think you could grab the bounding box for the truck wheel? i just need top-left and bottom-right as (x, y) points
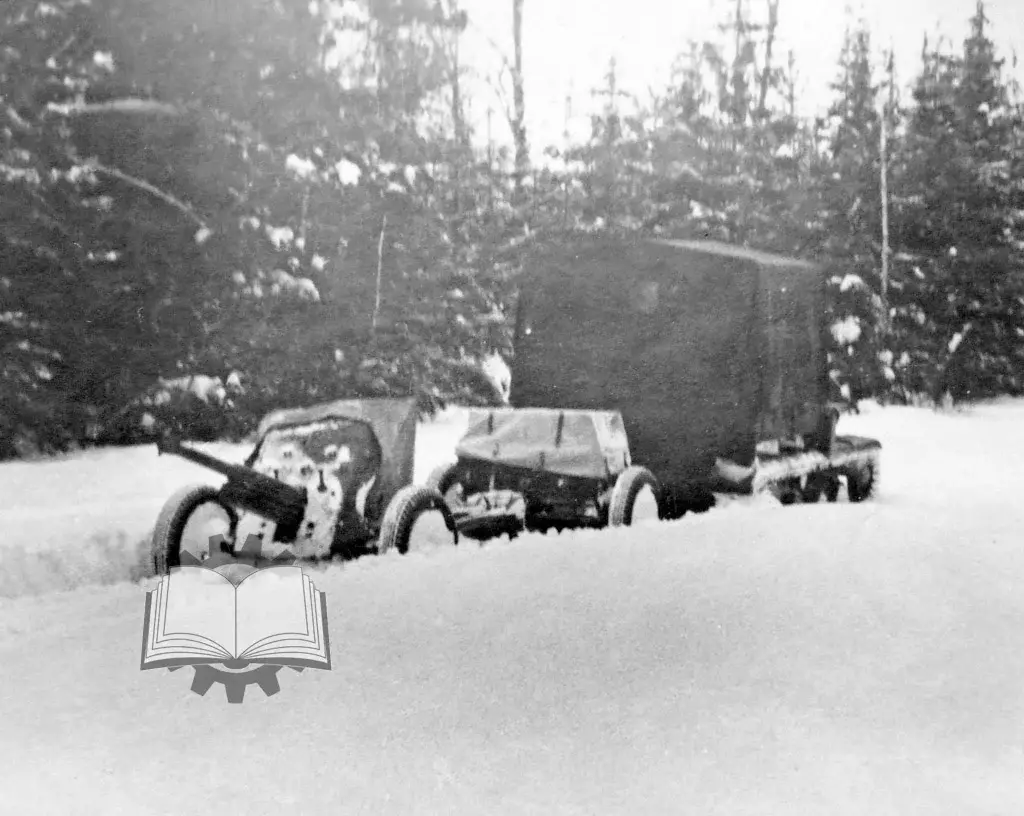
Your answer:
(378, 485), (459, 555)
(151, 484), (236, 575)
(847, 461), (877, 503)
(801, 472), (837, 503)
(776, 477), (803, 505)
(824, 477), (841, 502)
(608, 466), (660, 527)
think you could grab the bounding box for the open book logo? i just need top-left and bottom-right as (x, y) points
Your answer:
(140, 535), (331, 704)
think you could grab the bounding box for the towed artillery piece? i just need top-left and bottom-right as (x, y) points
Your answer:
(428, 237), (881, 542)
(427, 407), (646, 540)
(149, 398), (458, 573)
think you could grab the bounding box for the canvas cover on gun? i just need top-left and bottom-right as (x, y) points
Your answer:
(251, 398), (418, 517)
(456, 408), (631, 479)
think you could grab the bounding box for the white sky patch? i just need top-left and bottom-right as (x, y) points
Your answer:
(458, 0), (1024, 159)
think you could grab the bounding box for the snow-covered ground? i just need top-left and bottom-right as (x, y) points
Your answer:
(1, 402), (1023, 815)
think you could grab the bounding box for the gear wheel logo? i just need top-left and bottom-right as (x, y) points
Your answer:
(178, 532), (298, 576)
(165, 534), (307, 705)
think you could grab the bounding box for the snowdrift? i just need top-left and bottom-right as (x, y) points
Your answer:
(0, 402), (1022, 814)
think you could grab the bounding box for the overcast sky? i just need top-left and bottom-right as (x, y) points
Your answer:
(457, 0), (1024, 154)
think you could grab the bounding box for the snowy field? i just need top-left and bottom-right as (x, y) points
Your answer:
(1, 402), (1023, 814)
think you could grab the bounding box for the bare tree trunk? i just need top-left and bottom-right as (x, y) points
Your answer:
(511, 0), (529, 197)
(372, 215), (387, 334)
(729, 0), (746, 159)
(757, 0), (780, 119)
(563, 90), (571, 230)
(447, 0), (468, 217)
(879, 46), (897, 337)
(879, 104), (889, 325)
(449, 0), (469, 149)
(299, 187), (310, 250)
(487, 106), (495, 218)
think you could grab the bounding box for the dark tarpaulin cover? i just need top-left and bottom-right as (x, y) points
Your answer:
(252, 398), (418, 521)
(509, 237), (829, 496)
(455, 407), (631, 479)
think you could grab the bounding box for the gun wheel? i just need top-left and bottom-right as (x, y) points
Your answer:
(150, 484), (237, 575)
(847, 460), (878, 503)
(608, 466), (660, 527)
(377, 485), (459, 555)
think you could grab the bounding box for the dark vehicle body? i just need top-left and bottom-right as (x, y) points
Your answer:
(510, 237), (836, 514)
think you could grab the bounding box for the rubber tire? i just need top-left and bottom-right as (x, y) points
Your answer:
(377, 485), (458, 555)
(608, 466), (660, 527)
(777, 477), (803, 506)
(150, 484), (234, 575)
(824, 477), (841, 503)
(425, 463), (459, 496)
(800, 473), (837, 504)
(809, 407), (839, 456)
(847, 461), (877, 503)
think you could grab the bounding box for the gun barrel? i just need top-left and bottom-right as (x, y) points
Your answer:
(157, 437), (237, 477)
(157, 438), (307, 534)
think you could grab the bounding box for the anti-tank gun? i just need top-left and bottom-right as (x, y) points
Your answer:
(149, 398), (459, 574)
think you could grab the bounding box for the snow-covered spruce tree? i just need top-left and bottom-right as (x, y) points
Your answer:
(890, 3), (1024, 402)
(643, 0), (812, 250)
(562, 56), (654, 235)
(1, 0), (518, 455)
(811, 18), (893, 405)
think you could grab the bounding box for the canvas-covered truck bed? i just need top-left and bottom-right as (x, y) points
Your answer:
(509, 237), (843, 516)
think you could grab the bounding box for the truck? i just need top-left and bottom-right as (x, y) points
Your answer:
(430, 237), (881, 539)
